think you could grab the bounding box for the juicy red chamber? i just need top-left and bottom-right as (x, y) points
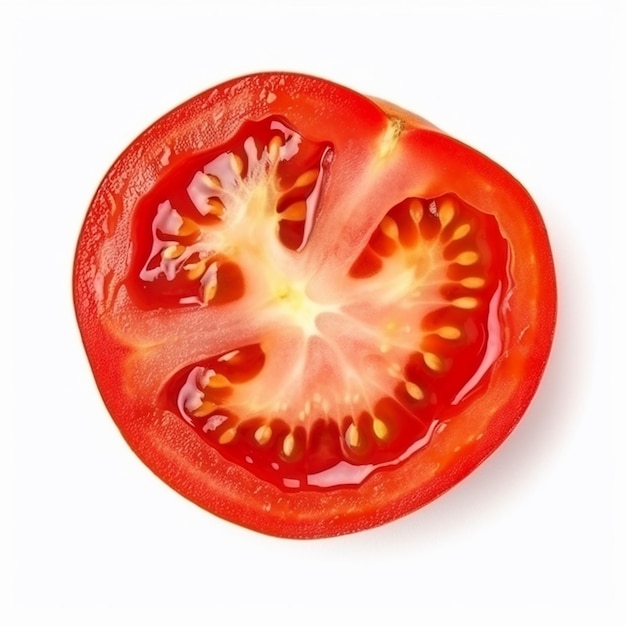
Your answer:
(125, 116), (511, 492)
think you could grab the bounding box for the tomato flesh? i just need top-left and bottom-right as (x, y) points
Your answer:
(74, 73), (555, 537)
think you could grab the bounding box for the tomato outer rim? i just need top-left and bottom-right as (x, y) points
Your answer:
(73, 72), (556, 539)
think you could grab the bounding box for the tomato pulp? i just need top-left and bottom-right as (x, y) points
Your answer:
(73, 73), (556, 538)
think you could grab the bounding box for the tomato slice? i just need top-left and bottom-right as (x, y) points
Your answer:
(73, 73), (556, 538)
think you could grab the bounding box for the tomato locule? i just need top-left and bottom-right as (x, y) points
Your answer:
(74, 73), (556, 538)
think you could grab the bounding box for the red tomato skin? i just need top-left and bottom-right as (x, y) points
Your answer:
(73, 72), (556, 539)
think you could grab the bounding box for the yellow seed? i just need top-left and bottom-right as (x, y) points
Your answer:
(437, 326), (461, 340)
(280, 200), (307, 221)
(380, 343), (392, 353)
(380, 216), (399, 240)
(230, 153), (244, 175)
(294, 168), (319, 187)
(453, 297), (479, 310)
(206, 373), (230, 388)
(282, 433), (295, 457)
(345, 423), (360, 447)
(424, 352), (444, 371)
(408, 198), (423, 224)
(206, 197), (225, 216)
(372, 417), (389, 440)
(451, 223), (471, 240)
(268, 136), (283, 160)
(194, 400), (217, 417)
(460, 276), (485, 288)
(438, 198), (455, 227)
(201, 263), (219, 303)
(218, 427), (237, 444)
(162, 244), (185, 259)
(203, 282), (218, 304)
(254, 425), (272, 445)
(178, 217), (200, 237)
(387, 366), (401, 379)
(455, 251), (479, 266)
(405, 381), (424, 400)
(184, 261), (206, 281)
(202, 173), (222, 188)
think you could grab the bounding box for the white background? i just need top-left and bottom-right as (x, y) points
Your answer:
(4, 0), (624, 624)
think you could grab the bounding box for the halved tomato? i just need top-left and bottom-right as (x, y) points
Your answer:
(73, 72), (556, 538)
